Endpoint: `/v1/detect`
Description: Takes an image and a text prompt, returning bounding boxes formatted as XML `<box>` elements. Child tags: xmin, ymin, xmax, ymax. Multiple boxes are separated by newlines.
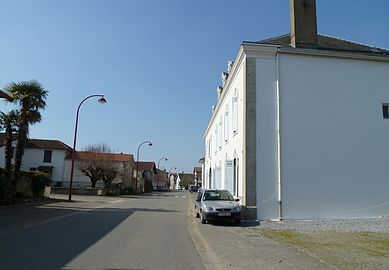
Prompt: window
<box><xmin>214</xmin><ymin>128</ymin><xmax>218</xmax><ymax>153</ymax></box>
<box><xmin>224</xmin><ymin>109</ymin><xmax>229</xmax><ymax>142</ymax></box>
<box><xmin>232</xmin><ymin>95</ymin><xmax>238</xmax><ymax>133</ymax></box>
<box><xmin>218</xmin><ymin>117</ymin><xmax>222</xmax><ymax>149</ymax></box>
<box><xmin>383</xmin><ymin>104</ymin><xmax>389</xmax><ymax>119</ymax></box>
<box><xmin>43</xmin><ymin>150</ymin><xmax>52</xmax><ymax>163</ymax></box>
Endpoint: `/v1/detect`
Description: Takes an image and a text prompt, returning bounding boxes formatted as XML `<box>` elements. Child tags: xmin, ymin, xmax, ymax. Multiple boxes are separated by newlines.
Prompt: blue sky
<box><xmin>1</xmin><ymin>0</ymin><xmax>388</xmax><ymax>172</ymax></box>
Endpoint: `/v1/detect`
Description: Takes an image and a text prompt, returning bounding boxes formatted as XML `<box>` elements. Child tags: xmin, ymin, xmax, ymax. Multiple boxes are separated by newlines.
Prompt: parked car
<box><xmin>194</xmin><ymin>189</ymin><xmax>241</xmax><ymax>224</ymax></box>
<box><xmin>189</xmin><ymin>185</ymin><xmax>198</xmax><ymax>193</ymax></box>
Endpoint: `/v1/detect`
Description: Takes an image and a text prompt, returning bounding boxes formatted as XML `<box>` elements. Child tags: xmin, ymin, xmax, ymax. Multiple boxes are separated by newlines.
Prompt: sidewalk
<box><xmin>187</xmin><ymin>196</ymin><xmax>330</xmax><ymax>270</ymax></box>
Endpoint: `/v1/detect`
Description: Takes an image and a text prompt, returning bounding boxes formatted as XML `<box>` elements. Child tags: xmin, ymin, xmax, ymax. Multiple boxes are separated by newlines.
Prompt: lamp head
<box><xmin>98</xmin><ymin>96</ymin><xmax>107</xmax><ymax>104</ymax></box>
<box><xmin>148</xmin><ymin>142</ymin><xmax>152</xmax><ymax>146</ymax></box>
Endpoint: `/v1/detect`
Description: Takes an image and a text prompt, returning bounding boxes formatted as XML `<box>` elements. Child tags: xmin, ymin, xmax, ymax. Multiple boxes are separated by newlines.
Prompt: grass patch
<box><xmin>252</xmin><ymin>229</ymin><xmax>389</xmax><ymax>270</ymax></box>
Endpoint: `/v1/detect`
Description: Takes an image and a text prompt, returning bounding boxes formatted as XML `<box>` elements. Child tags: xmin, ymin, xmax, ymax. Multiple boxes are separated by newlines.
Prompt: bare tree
<box><xmin>77</xmin><ymin>143</ymin><xmax>119</xmax><ymax>189</ymax></box>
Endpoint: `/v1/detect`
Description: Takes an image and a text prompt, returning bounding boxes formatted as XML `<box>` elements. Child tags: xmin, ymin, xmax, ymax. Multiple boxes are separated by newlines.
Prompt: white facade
<box><xmin>62</xmin><ymin>158</ymin><xmax>134</xmax><ymax>188</ymax></box>
<box><xmin>205</xmin><ymin>42</ymin><xmax>389</xmax><ymax>220</ymax></box>
<box><xmin>0</xmin><ymin>141</ymin><xmax>68</xmax><ymax>184</ymax></box>
<box><xmin>204</xmin><ymin>55</ymin><xmax>245</xmax><ymax>199</ymax></box>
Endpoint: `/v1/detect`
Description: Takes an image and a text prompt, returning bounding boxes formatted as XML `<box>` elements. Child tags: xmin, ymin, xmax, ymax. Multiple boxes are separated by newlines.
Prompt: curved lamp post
<box><xmin>68</xmin><ymin>94</ymin><xmax>106</xmax><ymax>201</ymax></box>
<box><xmin>135</xmin><ymin>140</ymin><xmax>152</xmax><ymax>193</ymax></box>
<box><xmin>157</xmin><ymin>157</ymin><xmax>168</xmax><ymax>188</ymax></box>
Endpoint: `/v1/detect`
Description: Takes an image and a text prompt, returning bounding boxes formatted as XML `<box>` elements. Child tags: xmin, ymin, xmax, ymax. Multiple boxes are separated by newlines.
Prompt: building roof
<box><xmin>26</xmin><ymin>139</ymin><xmax>71</xmax><ymax>150</ymax></box>
<box><xmin>72</xmin><ymin>151</ymin><xmax>134</xmax><ymax>162</ymax></box>
<box><xmin>136</xmin><ymin>161</ymin><xmax>157</xmax><ymax>173</ymax></box>
<box><xmin>252</xmin><ymin>34</ymin><xmax>389</xmax><ymax>56</ymax></box>
<box><xmin>0</xmin><ymin>133</ymin><xmax>71</xmax><ymax>150</ymax></box>
<box><xmin>193</xmin><ymin>167</ymin><xmax>202</xmax><ymax>173</ymax></box>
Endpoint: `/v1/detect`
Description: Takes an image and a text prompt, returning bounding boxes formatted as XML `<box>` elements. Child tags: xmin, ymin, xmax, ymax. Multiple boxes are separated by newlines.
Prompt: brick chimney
<box><xmin>290</xmin><ymin>0</ymin><xmax>318</xmax><ymax>48</ymax></box>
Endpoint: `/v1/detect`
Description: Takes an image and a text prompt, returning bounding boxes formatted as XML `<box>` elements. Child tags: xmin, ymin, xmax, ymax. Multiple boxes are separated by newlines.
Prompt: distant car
<box><xmin>189</xmin><ymin>185</ymin><xmax>198</xmax><ymax>193</ymax></box>
<box><xmin>194</xmin><ymin>189</ymin><xmax>241</xmax><ymax>224</ymax></box>
<box><xmin>153</xmin><ymin>186</ymin><xmax>169</xmax><ymax>192</ymax></box>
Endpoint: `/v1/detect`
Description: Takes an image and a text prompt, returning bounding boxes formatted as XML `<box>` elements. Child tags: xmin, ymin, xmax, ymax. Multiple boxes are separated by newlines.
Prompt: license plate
<box><xmin>218</xmin><ymin>212</ymin><xmax>231</xmax><ymax>216</ymax></box>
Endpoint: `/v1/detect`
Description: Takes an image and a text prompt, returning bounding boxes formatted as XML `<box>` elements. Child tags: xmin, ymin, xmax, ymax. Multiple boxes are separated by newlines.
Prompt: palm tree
<box><xmin>0</xmin><ymin>110</ymin><xmax>19</xmax><ymax>179</ymax></box>
<box><xmin>5</xmin><ymin>80</ymin><xmax>48</xmax><ymax>180</ymax></box>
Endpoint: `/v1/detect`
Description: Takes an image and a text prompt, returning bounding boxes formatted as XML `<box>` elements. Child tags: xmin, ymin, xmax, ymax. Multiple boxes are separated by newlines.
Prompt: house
<box><xmin>135</xmin><ymin>161</ymin><xmax>157</xmax><ymax>192</ymax></box>
<box><xmin>204</xmin><ymin>0</ymin><xmax>389</xmax><ymax>220</ymax></box>
<box><xmin>178</xmin><ymin>172</ymin><xmax>195</xmax><ymax>189</ymax></box>
<box><xmin>154</xmin><ymin>168</ymin><xmax>168</xmax><ymax>188</ymax></box>
<box><xmin>62</xmin><ymin>151</ymin><xmax>135</xmax><ymax>188</ymax></box>
<box><xmin>0</xmin><ymin>134</ymin><xmax>71</xmax><ymax>184</ymax></box>
<box><xmin>193</xmin><ymin>167</ymin><xmax>202</xmax><ymax>187</ymax></box>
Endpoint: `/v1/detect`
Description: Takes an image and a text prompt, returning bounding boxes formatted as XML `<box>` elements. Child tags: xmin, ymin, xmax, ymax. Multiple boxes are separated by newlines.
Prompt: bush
<box><xmin>31</xmin><ymin>172</ymin><xmax>51</xmax><ymax>197</ymax></box>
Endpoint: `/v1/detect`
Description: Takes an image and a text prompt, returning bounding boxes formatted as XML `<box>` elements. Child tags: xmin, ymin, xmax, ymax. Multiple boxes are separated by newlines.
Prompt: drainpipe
<box><xmin>276</xmin><ymin>52</ymin><xmax>282</xmax><ymax>220</ymax></box>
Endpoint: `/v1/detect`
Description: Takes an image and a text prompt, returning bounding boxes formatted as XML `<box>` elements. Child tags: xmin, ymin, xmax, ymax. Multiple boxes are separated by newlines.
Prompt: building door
<box><xmin>233</xmin><ymin>158</ymin><xmax>239</xmax><ymax>196</ymax></box>
<box><xmin>225</xmin><ymin>160</ymin><xmax>233</xmax><ymax>194</ymax></box>
<box><xmin>208</xmin><ymin>167</ymin><xmax>212</xmax><ymax>189</ymax></box>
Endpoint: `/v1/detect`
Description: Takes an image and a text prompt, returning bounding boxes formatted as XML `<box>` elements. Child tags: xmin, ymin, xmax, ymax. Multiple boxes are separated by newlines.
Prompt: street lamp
<box><xmin>135</xmin><ymin>140</ymin><xmax>152</xmax><ymax>193</ymax></box>
<box><xmin>68</xmin><ymin>94</ymin><xmax>106</xmax><ymax>201</ymax></box>
<box><xmin>157</xmin><ymin>157</ymin><xmax>168</xmax><ymax>189</ymax></box>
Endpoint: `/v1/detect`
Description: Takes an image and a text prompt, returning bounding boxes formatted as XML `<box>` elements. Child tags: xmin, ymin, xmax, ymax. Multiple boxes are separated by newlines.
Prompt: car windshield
<box><xmin>203</xmin><ymin>190</ymin><xmax>234</xmax><ymax>201</ymax></box>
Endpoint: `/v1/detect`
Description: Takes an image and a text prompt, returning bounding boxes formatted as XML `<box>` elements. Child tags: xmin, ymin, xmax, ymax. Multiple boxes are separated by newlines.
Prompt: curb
<box><xmin>186</xmin><ymin>195</ymin><xmax>224</xmax><ymax>270</ymax></box>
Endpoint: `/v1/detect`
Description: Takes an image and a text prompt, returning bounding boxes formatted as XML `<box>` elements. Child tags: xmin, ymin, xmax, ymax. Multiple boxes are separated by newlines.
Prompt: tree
<box><xmin>0</xmin><ymin>111</ymin><xmax>19</xmax><ymax>180</ymax></box>
<box><xmin>5</xmin><ymin>81</ymin><xmax>48</xmax><ymax>181</ymax></box>
<box><xmin>77</xmin><ymin>143</ymin><xmax>119</xmax><ymax>189</ymax></box>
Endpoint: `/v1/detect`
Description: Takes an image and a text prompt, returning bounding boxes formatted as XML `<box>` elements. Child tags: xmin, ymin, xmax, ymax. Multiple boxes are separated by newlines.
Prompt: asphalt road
<box><xmin>0</xmin><ymin>191</ymin><xmax>205</xmax><ymax>270</ymax></box>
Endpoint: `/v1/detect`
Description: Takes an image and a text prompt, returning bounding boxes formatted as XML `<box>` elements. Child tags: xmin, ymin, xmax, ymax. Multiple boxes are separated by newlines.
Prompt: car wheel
<box><xmin>235</xmin><ymin>219</ymin><xmax>241</xmax><ymax>224</ymax></box>
<box><xmin>196</xmin><ymin>212</ymin><xmax>200</xmax><ymax>218</ymax></box>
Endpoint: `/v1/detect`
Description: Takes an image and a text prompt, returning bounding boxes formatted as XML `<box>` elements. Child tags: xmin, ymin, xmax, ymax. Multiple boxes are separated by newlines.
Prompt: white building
<box><xmin>63</xmin><ymin>151</ymin><xmax>135</xmax><ymax>188</ymax></box>
<box><xmin>204</xmin><ymin>0</ymin><xmax>389</xmax><ymax>220</ymax></box>
<box><xmin>0</xmin><ymin>134</ymin><xmax>71</xmax><ymax>184</ymax></box>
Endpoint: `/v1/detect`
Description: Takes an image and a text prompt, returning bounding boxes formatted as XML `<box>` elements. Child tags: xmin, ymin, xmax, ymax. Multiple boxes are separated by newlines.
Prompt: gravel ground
<box><xmin>258</xmin><ymin>217</ymin><xmax>389</xmax><ymax>233</ymax></box>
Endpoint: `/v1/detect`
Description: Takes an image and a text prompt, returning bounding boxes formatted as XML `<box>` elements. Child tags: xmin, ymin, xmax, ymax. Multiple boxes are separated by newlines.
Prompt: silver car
<box><xmin>194</xmin><ymin>189</ymin><xmax>241</xmax><ymax>224</ymax></box>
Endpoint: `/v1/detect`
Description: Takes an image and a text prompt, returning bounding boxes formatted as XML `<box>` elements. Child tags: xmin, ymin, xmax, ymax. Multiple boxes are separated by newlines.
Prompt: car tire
<box><xmin>196</xmin><ymin>212</ymin><xmax>200</xmax><ymax>218</ymax></box>
<box><xmin>235</xmin><ymin>219</ymin><xmax>241</xmax><ymax>224</ymax></box>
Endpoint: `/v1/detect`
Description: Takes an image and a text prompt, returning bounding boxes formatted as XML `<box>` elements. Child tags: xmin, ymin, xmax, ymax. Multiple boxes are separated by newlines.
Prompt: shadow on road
<box><xmin>0</xmin><ymin>202</ymin><xmax>178</xmax><ymax>270</ymax></box>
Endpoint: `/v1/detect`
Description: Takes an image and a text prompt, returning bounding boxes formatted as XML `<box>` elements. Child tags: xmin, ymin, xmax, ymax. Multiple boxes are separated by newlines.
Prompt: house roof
<box><xmin>193</xmin><ymin>167</ymin><xmax>202</xmax><ymax>173</ymax></box>
<box><xmin>26</xmin><ymin>139</ymin><xmax>71</xmax><ymax>150</ymax></box>
<box><xmin>136</xmin><ymin>161</ymin><xmax>157</xmax><ymax>173</ymax></box>
<box><xmin>252</xmin><ymin>34</ymin><xmax>389</xmax><ymax>56</ymax></box>
<box><xmin>0</xmin><ymin>133</ymin><xmax>71</xmax><ymax>150</ymax></box>
<box><xmin>71</xmin><ymin>151</ymin><xmax>134</xmax><ymax>162</ymax></box>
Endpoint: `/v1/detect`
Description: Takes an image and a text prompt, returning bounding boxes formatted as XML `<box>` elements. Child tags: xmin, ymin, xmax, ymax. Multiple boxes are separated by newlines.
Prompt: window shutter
<box><xmin>232</xmin><ymin>96</ymin><xmax>238</xmax><ymax>132</ymax></box>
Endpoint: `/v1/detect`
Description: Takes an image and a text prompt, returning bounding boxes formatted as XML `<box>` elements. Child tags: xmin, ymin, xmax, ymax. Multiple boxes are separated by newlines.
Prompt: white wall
<box><xmin>279</xmin><ymin>53</ymin><xmax>389</xmax><ymax>219</ymax></box>
<box><xmin>0</xmin><ymin>144</ymin><xmax>66</xmax><ymax>183</ymax></box>
<box><xmin>256</xmin><ymin>56</ymin><xmax>279</xmax><ymax>220</ymax></box>
<box><xmin>62</xmin><ymin>159</ymin><xmax>127</xmax><ymax>188</ymax></box>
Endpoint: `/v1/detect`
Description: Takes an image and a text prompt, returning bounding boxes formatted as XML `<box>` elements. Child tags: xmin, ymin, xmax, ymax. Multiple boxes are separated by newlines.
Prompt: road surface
<box><xmin>0</xmin><ymin>191</ymin><xmax>204</xmax><ymax>270</ymax></box>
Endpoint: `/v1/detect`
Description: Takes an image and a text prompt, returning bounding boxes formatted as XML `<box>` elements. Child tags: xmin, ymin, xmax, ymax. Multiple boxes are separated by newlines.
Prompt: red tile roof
<box><xmin>193</xmin><ymin>167</ymin><xmax>202</xmax><ymax>173</ymax></box>
<box><xmin>73</xmin><ymin>151</ymin><xmax>134</xmax><ymax>162</ymax></box>
<box><xmin>135</xmin><ymin>161</ymin><xmax>157</xmax><ymax>173</ymax></box>
<box><xmin>26</xmin><ymin>139</ymin><xmax>71</xmax><ymax>150</ymax></box>
<box><xmin>0</xmin><ymin>133</ymin><xmax>70</xmax><ymax>150</ymax></box>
